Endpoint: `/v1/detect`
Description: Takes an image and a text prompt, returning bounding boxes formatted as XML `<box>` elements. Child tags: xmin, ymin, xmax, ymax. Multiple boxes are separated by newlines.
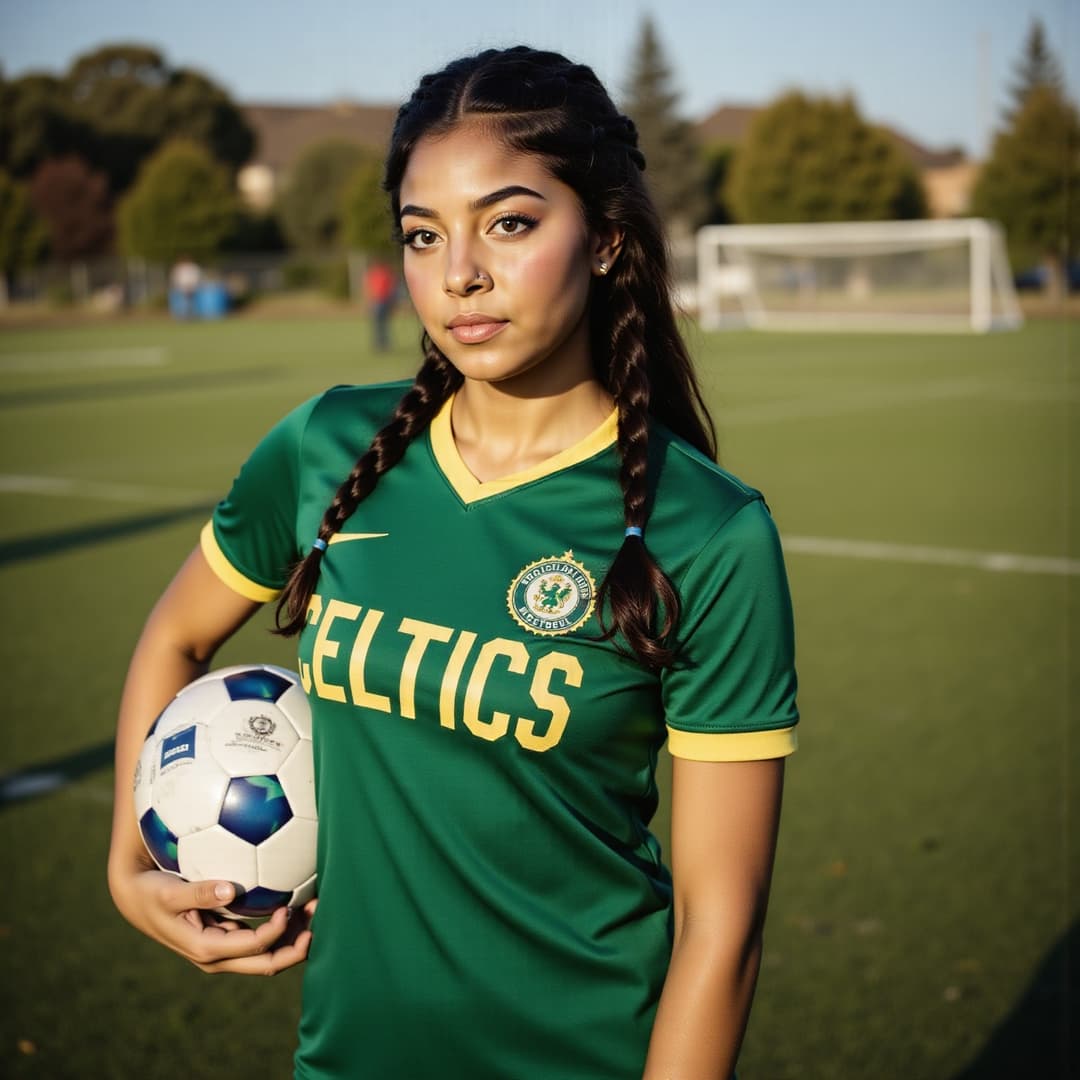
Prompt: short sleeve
<box><xmin>199</xmin><ymin>395</ymin><xmax>321</xmax><ymax>603</ymax></box>
<box><xmin>661</xmin><ymin>497</ymin><xmax>799</xmax><ymax>762</ymax></box>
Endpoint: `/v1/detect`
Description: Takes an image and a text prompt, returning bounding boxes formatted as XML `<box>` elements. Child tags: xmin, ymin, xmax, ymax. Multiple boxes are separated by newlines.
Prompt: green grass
<box><xmin>1</xmin><ymin>314</ymin><xmax>1075</xmax><ymax>1079</ymax></box>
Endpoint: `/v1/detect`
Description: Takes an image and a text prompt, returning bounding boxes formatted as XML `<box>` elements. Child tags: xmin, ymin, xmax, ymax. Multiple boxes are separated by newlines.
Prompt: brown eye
<box><xmin>490</xmin><ymin>214</ymin><xmax>538</xmax><ymax>238</ymax></box>
<box><xmin>404</xmin><ymin>229</ymin><xmax>439</xmax><ymax>249</ymax></box>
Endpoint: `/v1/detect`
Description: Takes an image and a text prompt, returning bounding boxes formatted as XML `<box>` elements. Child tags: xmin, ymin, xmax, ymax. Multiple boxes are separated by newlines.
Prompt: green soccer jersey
<box><xmin>202</xmin><ymin>380</ymin><xmax>799</xmax><ymax>1079</ymax></box>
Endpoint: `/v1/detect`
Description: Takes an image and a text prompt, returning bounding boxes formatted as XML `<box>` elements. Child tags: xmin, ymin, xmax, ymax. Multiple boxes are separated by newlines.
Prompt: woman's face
<box><xmin>398</xmin><ymin>125</ymin><xmax>609</xmax><ymax>393</ymax></box>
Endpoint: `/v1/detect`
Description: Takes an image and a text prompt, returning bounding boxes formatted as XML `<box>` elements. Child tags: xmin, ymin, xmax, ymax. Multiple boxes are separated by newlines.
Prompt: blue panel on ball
<box><xmin>139</xmin><ymin>808</ymin><xmax>180</xmax><ymax>873</ymax></box>
<box><xmin>227</xmin><ymin>886</ymin><xmax>293</xmax><ymax>918</ymax></box>
<box><xmin>224</xmin><ymin>668</ymin><xmax>292</xmax><ymax>703</ymax></box>
<box><xmin>220</xmin><ymin>775</ymin><xmax>293</xmax><ymax>844</ymax></box>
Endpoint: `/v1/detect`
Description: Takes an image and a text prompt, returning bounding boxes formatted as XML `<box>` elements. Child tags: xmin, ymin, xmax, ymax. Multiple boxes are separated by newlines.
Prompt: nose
<box><xmin>443</xmin><ymin>238</ymin><xmax>492</xmax><ymax>297</ymax></box>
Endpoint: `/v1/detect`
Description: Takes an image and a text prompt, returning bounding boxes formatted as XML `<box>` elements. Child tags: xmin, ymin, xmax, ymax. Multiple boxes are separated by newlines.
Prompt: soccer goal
<box><xmin>695</xmin><ymin>218</ymin><xmax>1023</xmax><ymax>333</ymax></box>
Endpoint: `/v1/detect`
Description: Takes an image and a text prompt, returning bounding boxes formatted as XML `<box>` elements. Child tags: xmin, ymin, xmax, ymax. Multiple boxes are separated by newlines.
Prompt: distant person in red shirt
<box><xmin>364</xmin><ymin>259</ymin><xmax>397</xmax><ymax>350</ymax></box>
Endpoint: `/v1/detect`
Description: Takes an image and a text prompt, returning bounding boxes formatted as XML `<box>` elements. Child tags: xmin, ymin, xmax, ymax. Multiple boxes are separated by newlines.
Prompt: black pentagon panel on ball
<box><xmin>223</xmin><ymin>667</ymin><xmax>293</xmax><ymax>703</ymax></box>
<box><xmin>219</xmin><ymin>775</ymin><xmax>293</xmax><ymax>844</ymax></box>
<box><xmin>227</xmin><ymin>885</ymin><xmax>295</xmax><ymax>919</ymax></box>
<box><xmin>139</xmin><ymin>808</ymin><xmax>180</xmax><ymax>873</ymax></box>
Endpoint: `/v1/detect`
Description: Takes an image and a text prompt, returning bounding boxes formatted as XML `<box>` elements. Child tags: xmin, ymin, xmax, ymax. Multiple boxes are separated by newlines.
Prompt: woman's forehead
<box><xmin>400</xmin><ymin>128</ymin><xmax>563</xmax><ymax>210</ymax></box>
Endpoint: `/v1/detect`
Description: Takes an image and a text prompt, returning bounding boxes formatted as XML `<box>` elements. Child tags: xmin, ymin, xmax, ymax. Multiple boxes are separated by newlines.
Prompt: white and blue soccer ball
<box><xmin>133</xmin><ymin>664</ymin><xmax>317</xmax><ymax>920</ymax></box>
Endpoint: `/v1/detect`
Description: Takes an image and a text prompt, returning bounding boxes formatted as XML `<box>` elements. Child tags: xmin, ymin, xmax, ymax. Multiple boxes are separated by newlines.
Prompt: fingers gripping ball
<box><xmin>133</xmin><ymin>665</ymin><xmax>317</xmax><ymax>920</ymax></box>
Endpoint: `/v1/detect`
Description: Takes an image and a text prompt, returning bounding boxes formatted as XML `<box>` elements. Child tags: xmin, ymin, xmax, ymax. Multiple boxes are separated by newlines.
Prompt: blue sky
<box><xmin>1</xmin><ymin>0</ymin><xmax>1075</xmax><ymax>157</ymax></box>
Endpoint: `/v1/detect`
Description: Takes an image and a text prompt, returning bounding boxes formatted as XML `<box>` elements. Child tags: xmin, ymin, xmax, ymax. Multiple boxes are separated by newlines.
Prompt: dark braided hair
<box><xmin>276</xmin><ymin>45</ymin><xmax>716</xmax><ymax>670</ymax></box>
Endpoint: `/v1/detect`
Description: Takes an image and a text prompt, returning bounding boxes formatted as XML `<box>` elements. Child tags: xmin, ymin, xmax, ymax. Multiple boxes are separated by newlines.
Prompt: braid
<box><xmin>273</xmin><ymin>343</ymin><xmax>462</xmax><ymax>637</ymax></box>
<box><xmin>595</xmin><ymin>256</ymin><xmax>680</xmax><ymax>671</ymax></box>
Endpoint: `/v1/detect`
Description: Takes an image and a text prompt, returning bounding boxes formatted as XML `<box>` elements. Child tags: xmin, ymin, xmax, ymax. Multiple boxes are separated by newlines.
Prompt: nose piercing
<box><xmin>474</xmin><ymin>271</ymin><xmax>491</xmax><ymax>284</ymax></box>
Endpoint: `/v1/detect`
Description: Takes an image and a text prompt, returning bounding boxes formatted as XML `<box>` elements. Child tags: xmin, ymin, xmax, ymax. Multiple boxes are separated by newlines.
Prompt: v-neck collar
<box><xmin>428</xmin><ymin>392</ymin><xmax>619</xmax><ymax>505</ymax></box>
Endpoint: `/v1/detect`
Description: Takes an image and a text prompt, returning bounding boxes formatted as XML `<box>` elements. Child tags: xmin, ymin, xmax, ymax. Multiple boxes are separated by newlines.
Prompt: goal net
<box><xmin>695</xmin><ymin>219</ymin><xmax>1023</xmax><ymax>333</ymax></box>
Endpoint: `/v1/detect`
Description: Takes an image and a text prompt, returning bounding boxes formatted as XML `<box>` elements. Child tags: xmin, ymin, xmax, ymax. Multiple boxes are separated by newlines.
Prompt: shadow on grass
<box><xmin>0</xmin><ymin>740</ymin><xmax>115</xmax><ymax>809</ymax></box>
<box><xmin>0</xmin><ymin>501</ymin><xmax>215</xmax><ymax>567</ymax></box>
<box><xmin>0</xmin><ymin>365</ymin><xmax>283</xmax><ymax>410</ymax></box>
<box><xmin>951</xmin><ymin>919</ymin><xmax>1076</xmax><ymax>1079</ymax></box>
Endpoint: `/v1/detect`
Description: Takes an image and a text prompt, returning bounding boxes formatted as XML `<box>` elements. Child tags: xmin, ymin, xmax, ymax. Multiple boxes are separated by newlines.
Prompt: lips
<box><xmin>447</xmin><ymin>313</ymin><xmax>509</xmax><ymax>344</ymax></box>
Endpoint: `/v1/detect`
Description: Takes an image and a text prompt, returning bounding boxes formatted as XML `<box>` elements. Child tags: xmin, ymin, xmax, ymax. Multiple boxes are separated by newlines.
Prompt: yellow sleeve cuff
<box><xmin>666</xmin><ymin>724</ymin><xmax>798</xmax><ymax>761</ymax></box>
<box><xmin>199</xmin><ymin>521</ymin><xmax>282</xmax><ymax>604</ymax></box>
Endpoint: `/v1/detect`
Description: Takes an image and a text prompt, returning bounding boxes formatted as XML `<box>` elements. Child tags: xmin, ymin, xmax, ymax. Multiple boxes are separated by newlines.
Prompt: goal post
<box><xmin>694</xmin><ymin>218</ymin><xmax>1023</xmax><ymax>333</ymax></box>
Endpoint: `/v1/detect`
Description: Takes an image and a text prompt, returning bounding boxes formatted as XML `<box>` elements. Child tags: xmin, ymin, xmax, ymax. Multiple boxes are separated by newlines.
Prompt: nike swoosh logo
<box><xmin>328</xmin><ymin>533</ymin><xmax>389</xmax><ymax>545</ymax></box>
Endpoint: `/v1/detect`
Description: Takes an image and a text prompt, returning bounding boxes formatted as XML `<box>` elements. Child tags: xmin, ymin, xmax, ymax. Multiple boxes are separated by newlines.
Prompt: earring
<box><xmin>598</xmin><ymin>261</ymin><xmax>609</xmax><ymax>275</ymax></box>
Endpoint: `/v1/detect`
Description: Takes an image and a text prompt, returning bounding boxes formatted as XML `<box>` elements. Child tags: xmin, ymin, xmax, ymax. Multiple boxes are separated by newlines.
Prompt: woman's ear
<box><xmin>591</xmin><ymin>224</ymin><xmax>625</xmax><ymax>277</ymax></box>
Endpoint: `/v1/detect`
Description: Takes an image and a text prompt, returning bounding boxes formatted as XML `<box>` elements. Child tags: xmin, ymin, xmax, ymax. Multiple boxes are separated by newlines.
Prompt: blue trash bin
<box><xmin>195</xmin><ymin>282</ymin><xmax>229</xmax><ymax>319</ymax></box>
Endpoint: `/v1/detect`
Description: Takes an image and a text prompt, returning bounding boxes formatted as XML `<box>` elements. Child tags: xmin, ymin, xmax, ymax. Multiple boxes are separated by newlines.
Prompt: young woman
<box><xmin>108</xmin><ymin>46</ymin><xmax>798</xmax><ymax>1079</ymax></box>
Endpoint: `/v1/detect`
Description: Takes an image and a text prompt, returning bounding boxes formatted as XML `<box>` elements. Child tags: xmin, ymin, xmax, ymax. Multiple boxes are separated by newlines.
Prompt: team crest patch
<box><xmin>508</xmin><ymin>551</ymin><xmax>596</xmax><ymax>637</ymax></box>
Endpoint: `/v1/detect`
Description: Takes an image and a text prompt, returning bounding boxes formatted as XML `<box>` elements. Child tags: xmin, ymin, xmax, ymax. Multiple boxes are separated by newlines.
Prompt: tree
<box><xmin>1005</xmin><ymin>18</ymin><xmax>1063</xmax><ymax>122</ymax></box>
<box><xmin>117</xmin><ymin>140</ymin><xmax>240</xmax><ymax>263</ymax></box>
<box><xmin>725</xmin><ymin>90</ymin><xmax>927</xmax><ymax>223</ymax></box>
<box><xmin>63</xmin><ymin>45</ymin><xmax>255</xmax><ymax>192</ymax></box>
<box><xmin>159</xmin><ymin>68</ymin><xmax>255</xmax><ymax>173</ymax></box>
<box><xmin>341</xmin><ymin>158</ymin><xmax>397</xmax><ymax>256</ymax></box>
<box><xmin>1</xmin><ymin>73</ymin><xmax>92</xmax><ymax>180</ymax></box>
<box><xmin>276</xmin><ymin>139</ymin><xmax>373</xmax><ymax>251</ymax></box>
<box><xmin>29</xmin><ymin>156</ymin><xmax>113</xmax><ymax>259</ymax></box>
<box><xmin>700</xmin><ymin>142</ymin><xmax>736</xmax><ymax>225</ymax></box>
<box><xmin>0</xmin><ymin>45</ymin><xmax>254</xmax><ymax>196</ymax></box>
<box><xmin>972</xmin><ymin>85</ymin><xmax>1080</xmax><ymax>298</ymax></box>
<box><xmin>621</xmin><ymin>17</ymin><xmax>705</xmax><ymax>232</ymax></box>
<box><xmin>0</xmin><ymin>170</ymin><xmax>48</xmax><ymax>304</ymax></box>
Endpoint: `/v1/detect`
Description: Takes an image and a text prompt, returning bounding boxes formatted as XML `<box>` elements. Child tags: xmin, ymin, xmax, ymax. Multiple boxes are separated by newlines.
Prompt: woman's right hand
<box><xmin>110</xmin><ymin>544</ymin><xmax>315</xmax><ymax>975</ymax></box>
<box><xmin>110</xmin><ymin>855</ymin><xmax>317</xmax><ymax>975</ymax></box>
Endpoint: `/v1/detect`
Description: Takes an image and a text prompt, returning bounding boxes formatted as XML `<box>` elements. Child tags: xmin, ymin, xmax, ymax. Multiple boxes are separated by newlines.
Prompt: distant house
<box><xmin>695</xmin><ymin>104</ymin><xmax>977</xmax><ymax>219</ymax></box>
<box><xmin>238</xmin><ymin>100</ymin><xmax>398</xmax><ymax>210</ymax></box>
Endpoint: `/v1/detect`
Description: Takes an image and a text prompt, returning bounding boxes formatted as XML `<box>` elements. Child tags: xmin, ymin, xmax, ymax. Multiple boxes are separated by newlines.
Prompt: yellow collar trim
<box><xmin>429</xmin><ymin>393</ymin><xmax>619</xmax><ymax>504</ymax></box>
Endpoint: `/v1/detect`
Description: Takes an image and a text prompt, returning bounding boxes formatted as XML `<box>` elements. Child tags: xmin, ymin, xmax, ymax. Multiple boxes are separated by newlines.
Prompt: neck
<box><xmin>451</xmin><ymin>376</ymin><xmax>614</xmax><ymax>483</ymax></box>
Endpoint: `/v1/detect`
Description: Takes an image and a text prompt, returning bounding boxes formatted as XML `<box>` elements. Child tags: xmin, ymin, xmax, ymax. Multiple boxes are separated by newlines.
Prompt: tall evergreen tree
<box><xmin>621</xmin><ymin>17</ymin><xmax>704</xmax><ymax>233</ymax></box>
<box><xmin>973</xmin><ymin>85</ymin><xmax>1080</xmax><ymax>299</ymax></box>
<box><xmin>1005</xmin><ymin>18</ymin><xmax>1064</xmax><ymax>122</ymax></box>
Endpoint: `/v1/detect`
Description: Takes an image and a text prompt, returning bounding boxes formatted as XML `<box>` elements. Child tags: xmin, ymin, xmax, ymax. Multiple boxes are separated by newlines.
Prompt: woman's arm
<box><xmin>108</xmin><ymin>544</ymin><xmax>315</xmax><ymax>975</ymax></box>
<box><xmin>642</xmin><ymin>756</ymin><xmax>785</xmax><ymax>1079</ymax></box>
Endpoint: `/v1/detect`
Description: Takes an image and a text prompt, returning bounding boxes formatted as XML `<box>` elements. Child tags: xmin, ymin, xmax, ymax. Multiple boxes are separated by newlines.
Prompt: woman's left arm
<box><xmin>642</xmin><ymin>755</ymin><xmax>785</xmax><ymax>1080</ymax></box>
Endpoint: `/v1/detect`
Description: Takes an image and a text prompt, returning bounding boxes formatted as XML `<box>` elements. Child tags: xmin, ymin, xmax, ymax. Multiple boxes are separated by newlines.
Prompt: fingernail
<box><xmin>215</xmin><ymin>883</ymin><xmax>233</xmax><ymax>900</ymax></box>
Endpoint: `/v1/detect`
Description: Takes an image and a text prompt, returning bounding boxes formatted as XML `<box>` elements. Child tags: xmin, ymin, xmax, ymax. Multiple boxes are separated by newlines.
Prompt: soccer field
<box><xmin>1</xmin><ymin>313</ymin><xmax>1075</xmax><ymax>1079</ymax></box>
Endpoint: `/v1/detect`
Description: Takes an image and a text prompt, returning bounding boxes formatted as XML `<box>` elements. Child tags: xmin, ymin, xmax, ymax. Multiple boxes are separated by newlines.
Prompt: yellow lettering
<box><xmin>347</xmin><ymin>608</ymin><xmax>392</xmax><ymax>713</ymax></box>
<box><xmin>312</xmin><ymin>598</ymin><xmax>360</xmax><ymax>703</ymax></box>
<box><xmin>439</xmin><ymin>631</ymin><xmax>477</xmax><ymax>729</ymax></box>
<box><xmin>515</xmin><ymin>652</ymin><xmax>582</xmax><ymax>752</ymax></box>
<box><xmin>463</xmin><ymin>638</ymin><xmax>529</xmax><ymax>742</ymax></box>
<box><xmin>398</xmin><ymin>617</ymin><xmax>454</xmax><ymax>719</ymax></box>
<box><xmin>298</xmin><ymin>594</ymin><xmax>325</xmax><ymax>694</ymax></box>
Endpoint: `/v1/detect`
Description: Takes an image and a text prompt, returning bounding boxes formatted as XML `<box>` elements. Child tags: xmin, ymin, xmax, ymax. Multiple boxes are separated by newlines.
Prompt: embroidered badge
<box><xmin>507</xmin><ymin>551</ymin><xmax>597</xmax><ymax>637</ymax></box>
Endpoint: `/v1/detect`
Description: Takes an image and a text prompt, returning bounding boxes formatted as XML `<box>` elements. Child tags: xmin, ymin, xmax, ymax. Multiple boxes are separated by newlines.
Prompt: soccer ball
<box><xmin>133</xmin><ymin>664</ymin><xmax>317</xmax><ymax>920</ymax></box>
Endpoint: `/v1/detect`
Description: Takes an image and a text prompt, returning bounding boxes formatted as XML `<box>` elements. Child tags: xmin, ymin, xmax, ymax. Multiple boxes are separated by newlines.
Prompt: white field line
<box><xmin>0</xmin><ymin>347</ymin><xmax>168</xmax><ymax>372</ymax></box>
<box><xmin>0</xmin><ymin>474</ymin><xmax>211</xmax><ymax>505</ymax></box>
<box><xmin>785</xmin><ymin>535</ymin><xmax>1080</xmax><ymax>577</ymax></box>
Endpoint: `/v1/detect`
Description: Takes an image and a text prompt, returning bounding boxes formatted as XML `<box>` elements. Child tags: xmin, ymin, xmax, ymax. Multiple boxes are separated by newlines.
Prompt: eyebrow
<box><xmin>399</xmin><ymin>185</ymin><xmax>546</xmax><ymax>220</ymax></box>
